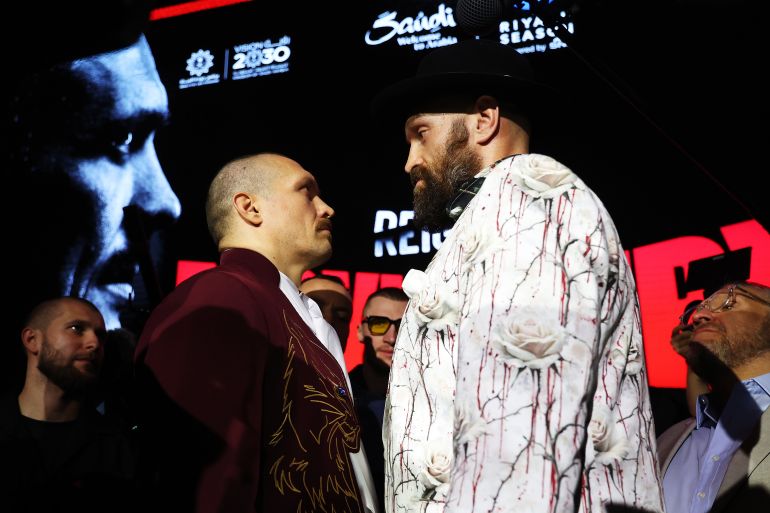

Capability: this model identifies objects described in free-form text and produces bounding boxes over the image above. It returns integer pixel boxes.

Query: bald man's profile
[134,153,377,512]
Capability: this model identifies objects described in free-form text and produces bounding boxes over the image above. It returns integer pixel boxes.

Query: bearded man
[1,297,134,513]
[372,39,664,513]
[658,282,770,513]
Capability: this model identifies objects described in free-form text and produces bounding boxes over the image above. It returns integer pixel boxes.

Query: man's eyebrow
[736,286,770,307]
[70,110,170,153]
[78,109,169,137]
[64,317,100,328]
[405,116,429,136]
[121,109,170,130]
[105,111,171,139]
[298,175,320,193]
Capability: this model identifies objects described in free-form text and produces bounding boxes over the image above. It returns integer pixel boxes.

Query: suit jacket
[657,409,770,512]
[134,248,364,513]
[384,154,665,513]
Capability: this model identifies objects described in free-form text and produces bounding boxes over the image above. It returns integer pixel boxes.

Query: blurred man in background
[1,297,134,513]
[349,286,409,513]
[300,274,353,349]
[658,282,770,512]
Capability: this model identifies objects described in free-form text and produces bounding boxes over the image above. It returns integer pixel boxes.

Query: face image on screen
[8,35,180,335]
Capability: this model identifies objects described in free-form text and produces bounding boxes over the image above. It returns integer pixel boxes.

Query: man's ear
[21,327,41,355]
[357,322,365,343]
[473,95,500,145]
[233,192,262,226]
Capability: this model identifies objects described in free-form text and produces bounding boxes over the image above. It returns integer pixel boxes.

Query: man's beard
[37,339,101,394]
[687,315,770,382]
[411,119,482,230]
[362,336,391,373]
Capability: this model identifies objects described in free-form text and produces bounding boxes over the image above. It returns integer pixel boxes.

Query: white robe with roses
[383,154,665,513]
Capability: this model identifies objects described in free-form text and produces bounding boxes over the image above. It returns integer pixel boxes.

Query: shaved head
[25,297,100,332]
[300,275,352,301]
[205,153,285,245]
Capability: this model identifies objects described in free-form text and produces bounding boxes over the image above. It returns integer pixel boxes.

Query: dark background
[143,0,767,285]
[6,0,766,398]
[9,0,766,280]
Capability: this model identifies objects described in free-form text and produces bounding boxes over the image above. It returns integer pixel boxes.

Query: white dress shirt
[278,272,379,513]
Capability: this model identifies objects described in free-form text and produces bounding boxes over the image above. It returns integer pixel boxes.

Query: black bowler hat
[371,39,556,123]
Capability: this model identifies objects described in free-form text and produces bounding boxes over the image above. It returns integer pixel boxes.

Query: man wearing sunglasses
[657,281,770,512]
[349,287,409,513]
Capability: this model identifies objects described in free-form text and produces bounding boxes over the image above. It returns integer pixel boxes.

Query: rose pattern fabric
[454,402,488,447]
[509,153,579,199]
[419,441,452,490]
[491,312,566,369]
[589,404,632,466]
[457,226,501,268]
[384,154,664,513]
[402,269,458,331]
[611,334,644,376]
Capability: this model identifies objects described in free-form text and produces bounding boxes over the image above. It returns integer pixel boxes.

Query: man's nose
[129,143,182,225]
[316,196,334,219]
[691,307,714,326]
[405,145,422,174]
[83,330,102,352]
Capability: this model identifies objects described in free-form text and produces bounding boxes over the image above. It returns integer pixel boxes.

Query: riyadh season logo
[497,10,575,54]
[364,3,458,52]
[179,49,221,89]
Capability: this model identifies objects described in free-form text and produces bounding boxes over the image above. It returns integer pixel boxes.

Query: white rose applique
[588,403,631,465]
[419,440,452,495]
[402,269,458,331]
[491,313,566,369]
[454,403,488,447]
[610,334,643,376]
[512,154,579,199]
[457,226,501,268]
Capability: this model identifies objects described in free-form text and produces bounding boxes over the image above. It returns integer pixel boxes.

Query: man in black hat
[375,39,664,512]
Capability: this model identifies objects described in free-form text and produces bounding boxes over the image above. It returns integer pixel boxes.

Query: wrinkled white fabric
[384,154,665,513]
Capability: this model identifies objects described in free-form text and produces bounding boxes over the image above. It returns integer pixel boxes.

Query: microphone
[455,0,506,36]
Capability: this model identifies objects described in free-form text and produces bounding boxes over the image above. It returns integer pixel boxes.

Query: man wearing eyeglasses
[349,287,409,513]
[657,281,770,512]
[373,39,664,512]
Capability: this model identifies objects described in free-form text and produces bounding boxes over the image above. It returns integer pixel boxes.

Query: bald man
[134,153,376,513]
